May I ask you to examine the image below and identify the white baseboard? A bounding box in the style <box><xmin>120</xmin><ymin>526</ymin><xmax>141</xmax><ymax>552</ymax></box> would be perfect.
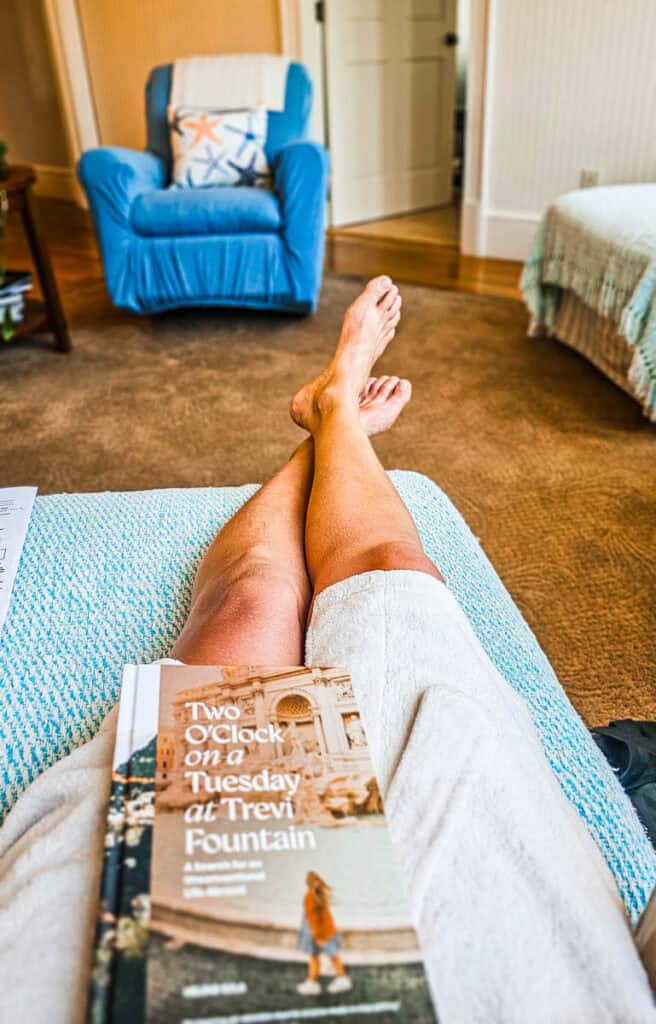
<box><xmin>460</xmin><ymin>198</ymin><xmax>482</xmax><ymax>256</ymax></box>
<box><xmin>460</xmin><ymin>202</ymin><xmax>541</xmax><ymax>261</ymax></box>
<box><xmin>33</xmin><ymin>163</ymin><xmax>81</xmax><ymax>203</ymax></box>
<box><xmin>482</xmin><ymin>209</ymin><xmax>542</xmax><ymax>261</ymax></box>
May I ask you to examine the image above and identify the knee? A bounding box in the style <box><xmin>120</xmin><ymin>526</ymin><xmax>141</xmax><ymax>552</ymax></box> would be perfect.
<box><xmin>196</xmin><ymin>542</ymin><xmax>307</xmax><ymax>598</ymax></box>
<box><xmin>354</xmin><ymin>541</ymin><xmax>444</xmax><ymax>582</ymax></box>
<box><xmin>193</xmin><ymin>552</ymin><xmax>310</xmax><ymax>625</ymax></box>
<box><xmin>312</xmin><ymin>540</ymin><xmax>443</xmax><ymax>597</ymax></box>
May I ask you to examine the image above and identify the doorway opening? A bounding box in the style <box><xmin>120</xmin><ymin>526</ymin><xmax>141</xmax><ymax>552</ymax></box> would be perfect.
<box><xmin>322</xmin><ymin>0</ymin><xmax>468</xmax><ymax>256</ymax></box>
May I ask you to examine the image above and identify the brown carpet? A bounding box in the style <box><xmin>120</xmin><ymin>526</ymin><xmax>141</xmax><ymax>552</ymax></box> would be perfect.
<box><xmin>3</xmin><ymin>276</ymin><xmax>655</xmax><ymax>726</ymax></box>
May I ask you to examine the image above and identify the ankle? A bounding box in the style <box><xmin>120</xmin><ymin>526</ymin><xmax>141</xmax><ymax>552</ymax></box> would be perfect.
<box><xmin>312</xmin><ymin>381</ymin><xmax>360</xmax><ymax>430</ymax></box>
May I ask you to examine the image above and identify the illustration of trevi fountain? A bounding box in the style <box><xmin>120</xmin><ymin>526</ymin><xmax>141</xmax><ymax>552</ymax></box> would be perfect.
<box><xmin>150</xmin><ymin>666</ymin><xmax>419</xmax><ymax>963</ymax></box>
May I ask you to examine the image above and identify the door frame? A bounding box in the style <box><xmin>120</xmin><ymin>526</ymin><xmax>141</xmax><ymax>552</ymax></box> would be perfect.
<box><xmin>42</xmin><ymin>0</ymin><xmax>100</xmax><ymax>206</ymax></box>
<box><xmin>286</xmin><ymin>0</ymin><xmax>490</xmax><ymax>253</ymax></box>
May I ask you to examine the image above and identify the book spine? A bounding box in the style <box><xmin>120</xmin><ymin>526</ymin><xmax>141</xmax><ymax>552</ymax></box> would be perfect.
<box><xmin>106</xmin><ymin>663</ymin><xmax>161</xmax><ymax>1023</ymax></box>
<box><xmin>86</xmin><ymin>666</ymin><xmax>139</xmax><ymax>1024</ymax></box>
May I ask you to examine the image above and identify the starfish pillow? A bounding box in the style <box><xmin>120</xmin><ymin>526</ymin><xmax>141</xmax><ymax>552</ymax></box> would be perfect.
<box><xmin>168</xmin><ymin>106</ymin><xmax>272</xmax><ymax>189</ymax></box>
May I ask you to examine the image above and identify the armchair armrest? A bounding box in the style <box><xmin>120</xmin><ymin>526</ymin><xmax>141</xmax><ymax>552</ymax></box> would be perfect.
<box><xmin>78</xmin><ymin>147</ymin><xmax>166</xmax><ymax>231</ymax></box>
<box><xmin>275</xmin><ymin>140</ymin><xmax>330</xmax><ymax>310</ymax></box>
<box><xmin>78</xmin><ymin>147</ymin><xmax>166</xmax><ymax>308</ymax></box>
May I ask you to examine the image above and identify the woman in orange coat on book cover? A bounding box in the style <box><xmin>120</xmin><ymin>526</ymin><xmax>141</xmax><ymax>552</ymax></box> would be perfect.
<box><xmin>297</xmin><ymin>871</ymin><xmax>353</xmax><ymax>996</ymax></box>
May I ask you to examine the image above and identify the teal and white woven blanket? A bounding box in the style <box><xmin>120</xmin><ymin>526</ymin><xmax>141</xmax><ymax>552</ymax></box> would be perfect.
<box><xmin>521</xmin><ymin>184</ymin><xmax>656</xmax><ymax>420</ymax></box>
<box><xmin>0</xmin><ymin>474</ymin><xmax>655</xmax><ymax>923</ymax></box>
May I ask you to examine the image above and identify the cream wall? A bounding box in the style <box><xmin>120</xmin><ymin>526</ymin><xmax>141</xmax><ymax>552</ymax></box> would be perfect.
<box><xmin>0</xmin><ymin>0</ymin><xmax>74</xmax><ymax>196</ymax></box>
<box><xmin>77</xmin><ymin>0</ymin><xmax>282</xmax><ymax>150</ymax></box>
<box><xmin>463</xmin><ymin>0</ymin><xmax>656</xmax><ymax>260</ymax></box>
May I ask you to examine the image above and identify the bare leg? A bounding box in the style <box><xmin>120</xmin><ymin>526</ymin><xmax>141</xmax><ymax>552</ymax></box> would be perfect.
<box><xmin>171</xmin><ymin>440</ymin><xmax>314</xmax><ymax>665</ymax></box>
<box><xmin>308</xmin><ymin>955</ymin><xmax>320</xmax><ymax>981</ymax></box>
<box><xmin>171</xmin><ymin>359</ymin><xmax>414</xmax><ymax>664</ymax></box>
<box><xmin>292</xmin><ymin>275</ymin><xmax>443</xmax><ymax>596</ymax></box>
<box><xmin>331</xmin><ymin>955</ymin><xmax>347</xmax><ymax>978</ymax></box>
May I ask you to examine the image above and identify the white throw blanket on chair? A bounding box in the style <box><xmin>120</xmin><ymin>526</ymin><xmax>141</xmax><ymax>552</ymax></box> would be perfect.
<box><xmin>170</xmin><ymin>54</ymin><xmax>290</xmax><ymax>112</ymax></box>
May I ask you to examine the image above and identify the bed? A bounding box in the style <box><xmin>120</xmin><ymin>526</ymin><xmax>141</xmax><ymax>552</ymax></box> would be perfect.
<box><xmin>522</xmin><ymin>183</ymin><xmax>656</xmax><ymax>420</ymax></box>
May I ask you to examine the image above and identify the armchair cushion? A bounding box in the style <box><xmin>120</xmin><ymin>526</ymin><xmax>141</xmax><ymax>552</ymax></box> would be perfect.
<box><xmin>131</xmin><ymin>186</ymin><xmax>282</xmax><ymax>237</ymax></box>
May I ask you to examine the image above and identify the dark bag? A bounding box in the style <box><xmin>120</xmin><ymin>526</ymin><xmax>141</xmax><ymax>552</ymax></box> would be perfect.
<box><xmin>593</xmin><ymin>720</ymin><xmax>656</xmax><ymax>848</ymax></box>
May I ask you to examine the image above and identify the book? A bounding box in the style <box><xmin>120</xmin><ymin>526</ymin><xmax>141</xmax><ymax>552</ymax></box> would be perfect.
<box><xmin>0</xmin><ymin>487</ymin><xmax>37</xmax><ymax>635</ymax></box>
<box><xmin>88</xmin><ymin>663</ymin><xmax>438</xmax><ymax>1023</ymax></box>
<box><xmin>0</xmin><ymin>269</ymin><xmax>32</xmax><ymax>296</ymax></box>
<box><xmin>0</xmin><ymin>270</ymin><xmax>33</xmax><ymax>339</ymax></box>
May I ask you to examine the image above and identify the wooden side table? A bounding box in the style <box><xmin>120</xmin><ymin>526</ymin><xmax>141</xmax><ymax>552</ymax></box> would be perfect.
<box><xmin>1</xmin><ymin>164</ymin><xmax>71</xmax><ymax>352</ymax></box>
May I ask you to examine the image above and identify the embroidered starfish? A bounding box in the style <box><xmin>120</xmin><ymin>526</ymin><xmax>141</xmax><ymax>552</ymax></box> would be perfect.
<box><xmin>224</xmin><ymin>112</ymin><xmax>266</xmax><ymax>159</ymax></box>
<box><xmin>169</xmin><ymin>108</ymin><xmax>186</xmax><ymax>137</ymax></box>
<box><xmin>183</xmin><ymin>112</ymin><xmax>223</xmax><ymax>148</ymax></box>
<box><xmin>192</xmin><ymin>145</ymin><xmax>229</xmax><ymax>184</ymax></box>
<box><xmin>228</xmin><ymin>152</ymin><xmax>271</xmax><ymax>188</ymax></box>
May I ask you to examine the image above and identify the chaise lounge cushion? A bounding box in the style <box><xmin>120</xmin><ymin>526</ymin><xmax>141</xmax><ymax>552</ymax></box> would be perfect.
<box><xmin>0</xmin><ymin>472</ymin><xmax>654</xmax><ymax>922</ymax></box>
<box><xmin>131</xmin><ymin>185</ymin><xmax>283</xmax><ymax>237</ymax></box>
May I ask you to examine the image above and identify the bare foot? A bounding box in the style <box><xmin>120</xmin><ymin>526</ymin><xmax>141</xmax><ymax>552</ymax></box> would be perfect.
<box><xmin>291</xmin><ymin>275</ymin><xmax>401</xmax><ymax>433</ymax></box>
<box><xmin>359</xmin><ymin>376</ymin><xmax>411</xmax><ymax>435</ymax></box>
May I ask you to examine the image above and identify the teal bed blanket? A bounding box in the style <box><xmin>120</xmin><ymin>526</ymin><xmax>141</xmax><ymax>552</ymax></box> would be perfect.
<box><xmin>0</xmin><ymin>472</ymin><xmax>654</xmax><ymax>923</ymax></box>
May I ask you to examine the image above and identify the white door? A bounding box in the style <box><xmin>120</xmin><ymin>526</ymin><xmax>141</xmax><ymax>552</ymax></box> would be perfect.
<box><xmin>325</xmin><ymin>0</ymin><xmax>457</xmax><ymax>226</ymax></box>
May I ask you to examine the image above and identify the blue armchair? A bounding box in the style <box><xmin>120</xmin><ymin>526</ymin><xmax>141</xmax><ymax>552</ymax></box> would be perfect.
<box><xmin>78</xmin><ymin>62</ymin><xmax>330</xmax><ymax>315</ymax></box>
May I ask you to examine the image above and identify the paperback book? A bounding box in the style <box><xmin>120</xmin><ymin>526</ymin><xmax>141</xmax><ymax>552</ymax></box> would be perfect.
<box><xmin>0</xmin><ymin>269</ymin><xmax>32</xmax><ymax>340</ymax></box>
<box><xmin>88</xmin><ymin>663</ymin><xmax>438</xmax><ymax>1023</ymax></box>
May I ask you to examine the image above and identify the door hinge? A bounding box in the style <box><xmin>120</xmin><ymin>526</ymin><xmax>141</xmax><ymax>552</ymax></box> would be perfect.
<box><xmin>315</xmin><ymin>1</ymin><xmax>325</xmax><ymax>23</ymax></box>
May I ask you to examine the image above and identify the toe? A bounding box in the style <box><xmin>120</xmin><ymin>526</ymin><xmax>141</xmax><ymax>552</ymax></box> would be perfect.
<box><xmin>386</xmin><ymin>294</ymin><xmax>402</xmax><ymax>318</ymax></box>
<box><xmin>384</xmin><ymin>312</ymin><xmax>401</xmax><ymax>337</ymax></box>
<box><xmin>380</xmin><ymin>375</ymin><xmax>400</xmax><ymax>397</ymax></box>
<box><xmin>346</xmin><ymin>277</ymin><xmax>392</xmax><ymax>322</ymax></box>
<box><xmin>381</xmin><ymin>285</ymin><xmax>399</xmax><ymax>311</ymax></box>
<box><xmin>367</xmin><ymin>275</ymin><xmax>392</xmax><ymax>299</ymax></box>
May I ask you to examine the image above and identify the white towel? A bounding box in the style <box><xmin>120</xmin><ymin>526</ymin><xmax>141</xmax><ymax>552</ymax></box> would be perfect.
<box><xmin>637</xmin><ymin>889</ymin><xmax>656</xmax><ymax>996</ymax></box>
<box><xmin>170</xmin><ymin>54</ymin><xmax>290</xmax><ymax>112</ymax></box>
<box><xmin>306</xmin><ymin>571</ymin><xmax>656</xmax><ymax>1023</ymax></box>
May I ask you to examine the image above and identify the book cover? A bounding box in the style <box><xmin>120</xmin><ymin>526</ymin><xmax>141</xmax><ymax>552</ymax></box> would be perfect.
<box><xmin>88</xmin><ymin>664</ymin><xmax>438</xmax><ymax>1023</ymax></box>
<box><xmin>0</xmin><ymin>269</ymin><xmax>32</xmax><ymax>296</ymax></box>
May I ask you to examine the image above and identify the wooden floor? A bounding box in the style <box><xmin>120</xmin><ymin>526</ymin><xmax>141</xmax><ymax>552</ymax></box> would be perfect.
<box><xmin>5</xmin><ymin>197</ymin><xmax>523</xmax><ymax>319</ymax></box>
<box><xmin>335</xmin><ymin>205</ymin><xmax>461</xmax><ymax>247</ymax></box>
<box><xmin>4</xmin><ymin>196</ymin><xmax>112</xmax><ymax>323</ymax></box>
<box><xmin>328</xmin><ymin>204</ymin><xmax>522</xmax><ymax>301</ymax></box>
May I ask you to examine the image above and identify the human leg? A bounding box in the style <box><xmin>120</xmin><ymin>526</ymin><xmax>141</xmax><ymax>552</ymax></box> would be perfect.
<box><xmin>171</xmin><ymin>302</ymin><xmax>416</xmax><ymax>666</ymax></box>
<box><xmin>170</xmin><ymin>439</ymin><xmax>314</xmax><ymax>666</ymax></box>
<box><xmin>291</xmin><ymin>275</ymin><xmax>443</xmax><ymax>596</ymax></box>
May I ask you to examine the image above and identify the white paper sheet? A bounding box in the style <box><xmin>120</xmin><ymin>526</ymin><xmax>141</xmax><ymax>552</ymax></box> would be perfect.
<box><xmin>0</xmin><ymin>486</ymin><xmax>37</xmax><ymax>634</ymax></box>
